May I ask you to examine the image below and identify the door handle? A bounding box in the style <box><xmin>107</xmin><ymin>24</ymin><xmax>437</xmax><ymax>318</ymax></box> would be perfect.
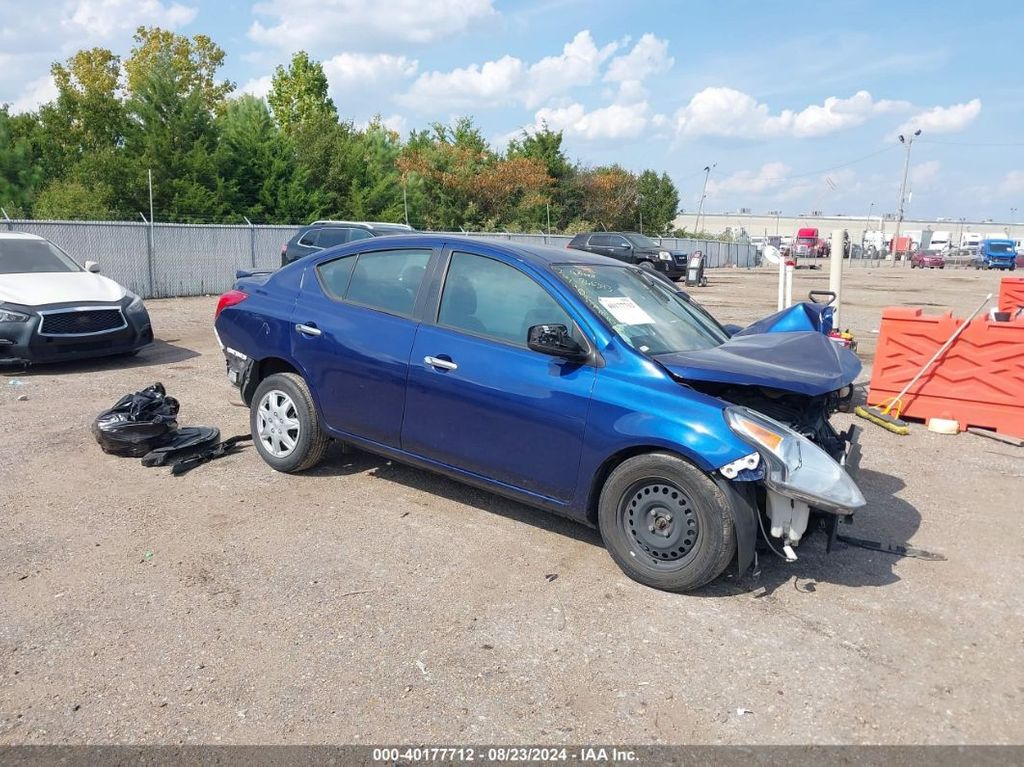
<box><xmin>424</xmin><ymin>355</ymin><xmax>457</xmax><ymax>371</ymax></box>
<box><xmin>295</xmin><ymin>323</ymin><xmax>322</xmax><ymax>337</ymax></box>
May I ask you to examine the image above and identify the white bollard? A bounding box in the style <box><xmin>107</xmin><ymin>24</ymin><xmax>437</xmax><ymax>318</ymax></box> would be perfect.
<box><xmin>829</xmin><ymin>229</ymin><xmax>845</xmax><ymax>328</ymax></box>
<box><xmin>777</xmin><ymin>258</ymin><xmax>786</xmax><ymax>310</ymax></box>
<box><xmin>784</xmin><ymin>259</ymin><xmax>794</xmax><ymax>308</ymax></box>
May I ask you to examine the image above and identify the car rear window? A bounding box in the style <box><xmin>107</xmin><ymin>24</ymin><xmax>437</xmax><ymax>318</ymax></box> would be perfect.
<box><xmin>316</xmin><ymin>228</ymin><xmax>352</xmax><ymax>248</ymax></box>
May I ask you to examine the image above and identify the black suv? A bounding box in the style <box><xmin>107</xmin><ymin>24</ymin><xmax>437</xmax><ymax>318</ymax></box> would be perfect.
<box><xmin>566</xmin><ymin>232</ymin><xmax>687</xmax><ymax>279</ymax></box>
<box><xmin>281</xmin><ymin>221</ymin><xmax>416</xmax><ymax>266</ymax></box>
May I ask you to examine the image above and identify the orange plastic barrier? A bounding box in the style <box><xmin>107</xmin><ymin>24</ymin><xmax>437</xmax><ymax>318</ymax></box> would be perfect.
<box><xmin>998</xmin><ymin>276</ymin><xmax>1024</xmax><ymax>315</ymax></box>
<box><xmin>866</xmin><ymin>307</ymin><xmax>1024</xmax><ymax>437</ymax></box>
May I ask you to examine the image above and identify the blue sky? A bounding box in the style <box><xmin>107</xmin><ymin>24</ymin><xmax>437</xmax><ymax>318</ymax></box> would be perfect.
<box><xmin>2</xmin><ymin>0</ymin><xmax>1022</xmax><ymax>220</ymax></box>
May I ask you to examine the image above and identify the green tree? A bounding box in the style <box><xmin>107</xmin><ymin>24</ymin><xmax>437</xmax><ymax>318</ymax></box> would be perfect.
<box><xmin>126</xmin><ymin>53</ymin><xmax>226</xmax><ymax>221</ymax></box>
<box><xmin>0</xmin><ymin>107</ymin><xmax>43</xmax><ymax>214</ymax></box>
<box><xmin>32</xmin><ymin>178</ymin><xmax>115</xmax><ymax>220</ymax></box>
<box><xmin>125</xmin><ymin>27</ymin><xmax>234</xmax><ymax>113</ymax></box>
<box><xmin>636</xmin><ymin>170</ymin><xmax>680</xmax><ymax>234</ymax></box>
<box><xmin>216</xmin><ymin>95</ymin><xmax>317</xmax><ymax>222</ymax></box>
<box><xmin>268</xmin><ymin>52</ymin><xmax>337</xmax><ymax>133</ymax></box>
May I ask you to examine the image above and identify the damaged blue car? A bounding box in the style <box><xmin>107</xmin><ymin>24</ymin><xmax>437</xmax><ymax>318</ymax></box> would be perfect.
<box><xmin>214</xmin><ymin>235</ymin><xmax>864</xmax><ymax>592</ymax></box>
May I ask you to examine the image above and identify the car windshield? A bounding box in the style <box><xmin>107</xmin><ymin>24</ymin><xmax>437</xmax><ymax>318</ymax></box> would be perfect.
<box><xmin>0</xmin><ymin>239</ymin><xmax>82</xmax><ymax>274</ymax></box>
<box><xmin>987</xmin><ymin>243</ymin><xmax>1013</xmax><ymax>253</ymax></box>
<box><xmin>625</xmin><ymin>233</ymin><xmax>661</xmax><ymax>249</ymax></box>
<box><xmin>553</xmin><ymin>264</ymin><xmax>728</xmax><ymax>355</ymax></box>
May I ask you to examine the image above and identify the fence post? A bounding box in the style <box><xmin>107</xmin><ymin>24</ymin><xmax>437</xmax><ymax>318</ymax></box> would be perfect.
<box><xmin>244</xmin><ymin>217</ymin><xmax>256</xmax><ymax>268</ymax></box>
<box><xmin>139</xmin><ymin>211</ymin><xmax>155</xmax><ymax>298</ymax></box>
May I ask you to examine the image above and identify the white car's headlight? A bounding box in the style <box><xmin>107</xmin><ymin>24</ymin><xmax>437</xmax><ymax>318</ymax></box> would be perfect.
<box><xmin>0</xmin><ymin>308</ymin><xmax>30</xmax><ymax>323</ymax></box>
<box><xmin>658</xmin><ymin>250</ymin><xmax>672</xmax><ymax>261</ymax></box>
<box><xmin>725</xmin><ymin>406</ymin><xmax>865</xmax><ymax>513</ymax></box>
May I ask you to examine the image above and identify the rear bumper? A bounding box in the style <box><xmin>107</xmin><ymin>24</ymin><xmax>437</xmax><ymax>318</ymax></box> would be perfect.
<box><xmin>0</xmin><ymin>298</ymin><xmax>153</xmax><ymax>366</ymax></box>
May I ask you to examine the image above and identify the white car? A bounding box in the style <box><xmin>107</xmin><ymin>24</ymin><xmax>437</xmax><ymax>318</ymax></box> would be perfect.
<box><xmin>0</xmin><ymin>232</ymin><xmax>153</xmax><ymax>366</ymax></box>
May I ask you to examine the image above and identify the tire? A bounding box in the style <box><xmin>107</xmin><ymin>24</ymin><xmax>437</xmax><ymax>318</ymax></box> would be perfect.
<box><xmin>638</xmin><ymin>260</ymin><xmax>656</xmax><ymax>272</ymax></box>
<box><xmin>598</xmin><ymin>452</ymin><xmax>735</xmax><ymax>592</ymax></box>
<box><xmin>251</xmin><ymin>372</ymin><xmax>329</xmax><ymax>473</ymax></box>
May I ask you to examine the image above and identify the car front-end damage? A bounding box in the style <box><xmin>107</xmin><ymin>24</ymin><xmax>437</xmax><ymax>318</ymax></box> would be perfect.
<box><xmin>656</xmin><ymin>330</ymin><xmax>865</xmax><ymax>569</ymax></box>
<box><xmin>0</xmin><ymin>294</ymin><xmax>153</xmax><ymax>366</ymax></box>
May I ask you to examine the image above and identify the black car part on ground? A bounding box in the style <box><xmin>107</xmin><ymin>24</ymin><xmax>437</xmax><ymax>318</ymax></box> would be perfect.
<box><xmin>140</xmin><ymin>426</ymin><xmax>221</xmax><ymax>467</ymax></box>
<box><xmin>169</xmin><ymin>434</ymin><xmax>251</xmax><ymax>476</ymax></box>
<box><xmin>92</xmin><ymin>382</ymin><xmax>179</xmax><ymax>456</ymax></box>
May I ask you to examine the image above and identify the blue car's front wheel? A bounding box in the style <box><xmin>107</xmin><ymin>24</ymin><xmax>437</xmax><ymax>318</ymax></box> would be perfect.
<box><xmin>598</xmin><ymin>452</ymin><xmax>735</xmax><ymax>592</ymax></box>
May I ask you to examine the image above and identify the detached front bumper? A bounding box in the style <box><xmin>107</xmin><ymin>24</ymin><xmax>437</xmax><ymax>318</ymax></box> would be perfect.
<box><xmin>0</xmin><ymin>298</ymin><xmax>153</xmax><ymax>366</ymax></box>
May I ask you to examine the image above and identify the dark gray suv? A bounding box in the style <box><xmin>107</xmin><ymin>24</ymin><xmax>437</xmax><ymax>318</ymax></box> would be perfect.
<box><xmin>567</xmin><ymin>232</ymin><xmax>687</xmax><ymax>280</ymax></box>
<box><xmin>281</xmin><ymin>221</ymin><xmax>416</xmax><ymax>265</ymax></box>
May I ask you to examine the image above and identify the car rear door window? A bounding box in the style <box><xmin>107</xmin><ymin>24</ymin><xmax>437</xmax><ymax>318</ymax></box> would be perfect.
<box><xmin>348</xmin><ymin>229</ymin><xmax>374</xmax><ymax>242</ymax></box>
<box><xmin>344</xmin><ymin>249</ymin><xmax>431</xmax><ymax>316</ymax></box>
<box><xmin>316</xmin><ymin>255</ymin><xmax>357</xmax><ymax>299</ymax></box>
<box><xmin>316</xmin><ymin>228</ymin><xmax>352</xmax><ymax>248</ymax></box>
<box><xmin>589</xmin><ymin>234</ymin><xmax>612</xmax><ymax>247</ymax></box>
<box><xmin>438</xmin><ymin>252</ymin><xmax>572</xmax><ymax>346</ymax></box>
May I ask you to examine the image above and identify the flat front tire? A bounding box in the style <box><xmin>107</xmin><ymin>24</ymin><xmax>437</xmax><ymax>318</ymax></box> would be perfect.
<box><xmin>251</xmin><ymin>372</ymin><xmax>329</xmax><ymax>473</ymax></box>
<box><xmin>598</xmin><ymin>452</ymin><xmax>735</xmax><ymax>592</ymax></box>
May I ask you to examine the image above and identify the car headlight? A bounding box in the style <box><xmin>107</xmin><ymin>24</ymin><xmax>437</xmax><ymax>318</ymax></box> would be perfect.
<box><xmin>0</xmin><ymin>308</ymin><xmax>30</xmax><ymax>323</ymax></box>
<box><xmin>124</xmin><ymin>294</ymin><xmax>147</xmax><ymax>314</ymax></box>
<box><xmin>658</xmin><ymin>250</ymin><xmax>672</xmax><ymax>261</ymax></box>
<box><xmin>724</xmin><ymin>406</ymin><xmax>865</xmax><ymax>513</ymax></box>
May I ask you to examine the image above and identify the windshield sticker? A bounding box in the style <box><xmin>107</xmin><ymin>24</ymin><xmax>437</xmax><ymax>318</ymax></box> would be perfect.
<box><xmin>599</xmin><ymin>296</ymin><xmax>655</xmax><ymax>325</ymax></box>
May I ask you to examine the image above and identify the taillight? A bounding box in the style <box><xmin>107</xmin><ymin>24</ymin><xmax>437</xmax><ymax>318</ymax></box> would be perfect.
<box><xmin>215</xmin><ymin>289</ymin><xmax>248</xmax><ymax>319</ymax></box>
<box><xmin>280</xmin><ymin>242</ymin><xmax>287</xmax><ymax>255</ymax></box>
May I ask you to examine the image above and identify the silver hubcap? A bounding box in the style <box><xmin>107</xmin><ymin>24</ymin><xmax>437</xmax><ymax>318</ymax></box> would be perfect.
<box><xmin>256</xmin><ymin>390</ymin><xmax>300</xmax><ymax>458</ymax></box>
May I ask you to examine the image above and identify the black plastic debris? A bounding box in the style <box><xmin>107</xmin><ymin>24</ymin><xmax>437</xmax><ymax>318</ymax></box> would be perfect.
<box><xmin>140</xmin><ymin>427</ymin><xmax>221</xmax><ymax>467</ymax></box>
<box><xmin>170</xmin><ymin>434</ymin><xmax>251</xmax><ymax>476</ymax></box>
<box><xmin>92</xmin><ymin>382</ymin><xmax>180</xmax><ymax>457</ymax></box>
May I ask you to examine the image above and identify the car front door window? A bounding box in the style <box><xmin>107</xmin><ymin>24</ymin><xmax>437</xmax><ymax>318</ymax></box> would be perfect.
<box><xmin>438</xmin><ymin>252</ymin><xmax>574</xmax><ymax>346</ymax></box>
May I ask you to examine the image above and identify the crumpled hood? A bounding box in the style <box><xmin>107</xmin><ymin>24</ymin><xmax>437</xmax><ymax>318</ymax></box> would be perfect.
<box><xmin>0</xmin><ymin>272</ymin><xmax>127</xmax><ymax>307</ymax></box>
<box><xmin>656</xmin><ymin>331</ymin><xmax>861</xmax><ymax>397</ymax></box>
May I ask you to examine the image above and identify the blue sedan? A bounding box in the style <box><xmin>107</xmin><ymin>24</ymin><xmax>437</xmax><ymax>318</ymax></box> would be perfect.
<box><xmin>214</xmin><ymin>235</ymin><xmax>864</xmax><ymax>592</ymax></box>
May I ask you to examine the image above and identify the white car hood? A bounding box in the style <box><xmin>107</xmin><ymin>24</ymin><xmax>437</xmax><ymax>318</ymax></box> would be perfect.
<box><xmin>0</xmin><ymin>272</ymin><xmax>127</xmax><ymax>307</ymax></box>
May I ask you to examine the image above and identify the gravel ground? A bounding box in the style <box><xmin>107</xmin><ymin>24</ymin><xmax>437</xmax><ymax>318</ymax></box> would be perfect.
<box><xmin>1</xmin><ymin>264</ymin><xmax>1021</xmax><ymax>745</ymax></box>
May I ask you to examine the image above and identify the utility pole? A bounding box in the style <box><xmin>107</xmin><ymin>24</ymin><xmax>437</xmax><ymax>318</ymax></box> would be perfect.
<box><xmin>637</xmin><ymin>193</ymin><xmax>644</xmax><ymax>235</ymax></box>
<box><xmin>693</xmin><ymin>163</ymin><xmax>715</xmax><ymax>234</ymax></box>
<box><xmin>402</xmin><ymin>178</ymin><xmax>410</xmax><ymax>226</ymax></box>
<box><xmin>891</xmin><ymin>129</ymin><xmax>920</xmax><ymax>266</ymax></box>
<box><xmin>862</xmin><ymin>201</ymin><xmax>874</xmax><ymax>255</ymax></box>
<box><xmin>957</xmin><ymin>217</ymin><xmax>965</xmax><ymax>247</ymax></box>
<box><xmin>546</xmin><ymin>202</ymin><xmax>551</xmax><ymax>237</ymax></box>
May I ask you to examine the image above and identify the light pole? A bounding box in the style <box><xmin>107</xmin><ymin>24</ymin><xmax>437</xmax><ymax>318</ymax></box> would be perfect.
<box><xmin>693</xmin><ymin>163</ymin><xmax>715</xmax><ymax>234</ymax></box>
<box><xmin>957</xmin><ymin>217</ymin><xmax>965</xmax><ymax>248</ymax></box>
<box><xmin>891</xmin><ymin>129</ymin><xmax>921</xmax><ymax>266</ymax></box>
<box><xmin>637</xmin><ymin>192</ymin><xmax>644</xmax><ymax>235</ymax></box>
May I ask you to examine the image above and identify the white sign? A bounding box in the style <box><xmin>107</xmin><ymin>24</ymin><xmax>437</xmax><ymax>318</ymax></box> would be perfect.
<box><xmin>598</xmin><ymin>296</ymin><xmax>655</xmax><ymax>325</ymax></box>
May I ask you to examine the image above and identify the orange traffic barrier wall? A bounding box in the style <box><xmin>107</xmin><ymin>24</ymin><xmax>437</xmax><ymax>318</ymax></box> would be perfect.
<box><xmin>866</xmin><ymin>307</ymin><xmax>1024</xmax><ymax>437</ymax></box>
<box><xmin>998</xmin><ymin>277</ymin><xmax>1024</xmax><ymax>315</ymax></box>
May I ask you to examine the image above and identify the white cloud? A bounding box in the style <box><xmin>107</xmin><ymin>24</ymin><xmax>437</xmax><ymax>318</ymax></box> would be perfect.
<box><xmin>323</xmin><ymin>52</ymin><xmax>418</xmax><ymax>90</ymax></box>
<box><xmin>401</xmin><ymin>30</ymin><xmax>618</xmax><ymax>111</ymax></box>
<box><xmin>521</xmin><ymin>31</ymin><xmax>618</xmax><ymax>108</ymax></box>
<box><xmin>896</xmin><ymin>98</ymin><xmax>981</xmax><ymax>136</ymax></box>
<box><xmin>708</xmin><ymin>162</ymin><xmax>791</xmax><ymax>196</ymax></box>
<box><xmin>401</xmin><ymin>55</ymin><xmax>524</xmax><ymax>110</ymax></box>
<box><xmin>9</xmin><ymin>75</ymin><xmax>58</xmax><ymax>114</ymax></box>
<box><xmin>910</xmin><ymin>160</ymin><xmax>941</xmax><ymax>189</ymax></box>
<box><xmin>512</xmin><ymin>100</ymin><xmax>657</xmax><ymax>143</ymax></box>
<box><xmin>240</xmin><ymin>75</ymin><xmax>273</xmax><ymax>99</ymax></box>
<box><xmin>604</xmin><ymin>33</ymin><xmax>673</xmax><ymax>83</ymax></box>
<box><xmin>358</xmin><ymin>114</ymin><xmax>408</xmax><ymax>134</ymax></box>
<box><xmin>673</xmin><ymin>87</ymin><xmax>910</xmax><ymax>139</ymax></box>
<box><xmin>64</xmin><ymin>0</ymin><xmax>197</xmax><ymax>39</ymax></box>
<box><xmin>1000</xmin><ymin>170</ymin><xmax>1024</xmax><ymax>196</ymax></box>
<box><xmin>248</xmin><ymin>0</ymin><xmax>496</xmax><ymax>51</ymax></box>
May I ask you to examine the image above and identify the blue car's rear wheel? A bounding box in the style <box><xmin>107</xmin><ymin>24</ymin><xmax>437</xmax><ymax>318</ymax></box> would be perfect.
<box><xmin>598</xmin><ymin>452</ymin><xmax>735</xmax><ymax>592</ymax></box>
<box><xmin>251</xmin><ymin>372</ymin><xmax>329</xmax><ymax>473</ymax></box>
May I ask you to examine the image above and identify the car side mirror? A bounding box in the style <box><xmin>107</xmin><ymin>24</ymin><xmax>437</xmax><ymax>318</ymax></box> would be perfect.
<box><xmin>721</xmin><ymin>323</ymin><xmax>743</xmax><ymax>337</ymax></box>
<box><xmin>527</xmin><ymin>324</ymin><xmax>588</xmax><ymax>361</ymax></box>
<box><xmin>85</xmin><ymin>261</ymin><xmax>101</xmax><ymax>273</ymax></box>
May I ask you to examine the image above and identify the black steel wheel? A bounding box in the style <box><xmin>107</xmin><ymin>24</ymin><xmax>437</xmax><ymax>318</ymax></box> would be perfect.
<box><xmin>598</xmin><ymin>452</ymin><xmax>735</xmax><ymax>592</ymax></box>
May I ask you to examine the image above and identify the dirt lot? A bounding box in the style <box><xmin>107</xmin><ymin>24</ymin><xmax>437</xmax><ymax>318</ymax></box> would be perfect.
<box><xmin>1</xmin><ymin>264</ymin><xmax>1021</xmax><ymax>745</ymax></box>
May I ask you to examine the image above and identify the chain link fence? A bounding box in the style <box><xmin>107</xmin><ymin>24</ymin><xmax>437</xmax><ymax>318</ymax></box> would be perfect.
<box><xmin>3</xmin><ymin>219</ymin><xmax>757</xmax><ymax>299</ymax></box>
